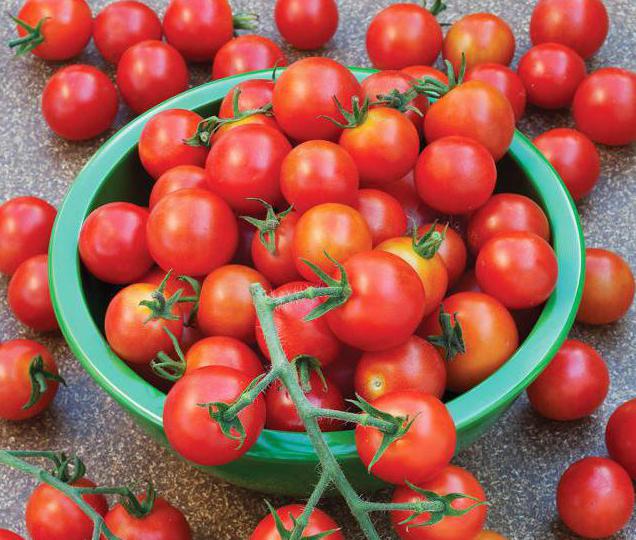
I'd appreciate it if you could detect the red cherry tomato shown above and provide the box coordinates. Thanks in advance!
[420,223,467,286]
[402,65,448,85]
[146,188,238,276]
[26,478,108,540]
[42,65,118,141]
[272,57,362,142]
[12,0,92,60]
[357,189,408,246]
[355,335,445,401]
[443,13,515,72]
[323,346,361,399]
[326,251,425,352]
[212,35,287,80]
[140,266,198,322]
[577,248,635,325]
[164,366,266,466]
[573,68,636,146]
[149,165,208,209]
[138,109,208,179]
[383,172,440,228]
[93,1,162,64]
[356,391,455,485]
[255,281,341,367]
[275,0,338,50]
[391,465,488,540]
[0,531,23,540]
[250,504,344,540]
[527,339,609,420]
[185,336,263,378]
[219,79,275,117]
[265,372,345,432]
[0,196,56,275]
[420,292,519,392]
[197,265,271,343]
[606,399,636,479]
[530,0,609,59]
[557,457,634,538]
[366,3,442,69]
[280,140,359,212]
[117,40,188,115]
[467,194,550,255]
[465,64,527,122]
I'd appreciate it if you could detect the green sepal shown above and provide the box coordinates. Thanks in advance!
[291,355,327,393]
[241,199,294,255]
[411,221,446,259]
[319,95,369,129]
[265,500,340,540]
[233,12,259,32]
[177,274,201,327]
[301,254,352,321]
[150,328,186,381]
[414,54,466,99]
[50,452,86,484]
[120,482,157,519]
[425,0,447,16]
[139,270,183,323]
[24,355,66,410]
[372,87,423,117]
[7,14,48,56]
[426,306,466,361]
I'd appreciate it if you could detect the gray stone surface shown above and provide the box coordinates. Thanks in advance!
[0,0,634,538]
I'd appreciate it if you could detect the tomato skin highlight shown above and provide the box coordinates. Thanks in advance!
[275,0,339,50]
[356,189,408,246]
[605,398,636,479]
[250,504,344,540]
[465,64,527,122]
[212,35,287,80]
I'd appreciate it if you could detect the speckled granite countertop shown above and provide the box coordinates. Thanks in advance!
[0,1,634,538]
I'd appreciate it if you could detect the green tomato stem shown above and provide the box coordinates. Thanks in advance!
[309,407,398,433]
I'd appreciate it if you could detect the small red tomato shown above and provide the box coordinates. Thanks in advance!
[0,196,56,275]
[138,109,208,180]
[383,172,441,228]
[415,136,496,215]
[391,465,488,540]
[465,63,527,122]
[163,366,266,466]
[577,248,635,325]
[357,189,408,246]
[8,255,57,332]
[355,335,445,401]
[140,267,198,321]
[0,530,23,540]
[557,457,634,538]
[93,1,162,64]
[443,13,515,72]
[117,40,188,115]
[517,43,586,109]
[323,346,361,399]
[42,65,118,141]
[275,0,338,50]
[356,391,456,485]
[149,165,208,209]
[527,340,609,420]
[402,65,448,85]
[185,336,263,378]
[212,35,287,80]
[530,0,609,59]
[250,505,344,540]
[420,223,467,286]
[476,232,558,309]
[573,68,636,146]
[606,399,636,479]
[219,79,275,117]
[467,194,550,255]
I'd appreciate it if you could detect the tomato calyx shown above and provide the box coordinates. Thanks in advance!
[139,271,184,322]
[150,328,186,381]
[242,198,294,255]
[7,14,48,56]
[24,354,66,411]
[232,12,259,33]
[373,87,424,117]
[412,221,447,259]
[427,306,466,360]
[419,0,448,16]
[414,56,467,99]
[291,354,328,393]
[263,500,341,540]
[320,95,370,129]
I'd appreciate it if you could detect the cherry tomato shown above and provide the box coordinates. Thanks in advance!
[255,281,341,367]
[419,223,467,286]
[530,0,609,59]
[105,282,184,364]
[117,40,188,115]
[534,128,600,201]
[42,65,118,141]
[197,264,271,343]
[8,255,57,332]
[443,13,515,72]
[280,140,359,212]
[26,478,108,540]
[104,495,191,540]
[465,64,527,122]
[163,366,266,465]
[577,248,635,325]
[391,465,488,540]
[573,68,636,146]
[275,0,338,50]
[366,3,442,69]
[272,57,362,142]
[355,335,445,401]
[415,136,496,215]
[94,1,162,64]
[326,251,425,352]
[138,109,208,180]
[149,165,208,210]
[402,65,448,85]
[467,194,550,255]
[420,292,519,392]
[356,391,455,485]
[357,189,408,246]
[476,533,507,540]
[212,35,287,80]
[141,266,199,322]
[0,531,23,540]
[605,398,636,479]
[383,172,440,228]
[219,79,275,118]
[517,43,586,109]
[250,504,344,540]
[527,340,609,420]
[206,124,291,215]
[323,346,361,399]
[146,188,238,276]
[185,336,263,378]
[0,196,56,275]
[12,0,92,60]
[266,372,345,432]
[557,457,634,538]
[424,81,515,161]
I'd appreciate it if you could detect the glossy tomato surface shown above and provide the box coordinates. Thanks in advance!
[465,64,527,122]
[185,336,264,378]
[356,189,408,246]
[149,165,208,209]
[606,399,636,479]
[212,35,287,80]
[275,0,338,50]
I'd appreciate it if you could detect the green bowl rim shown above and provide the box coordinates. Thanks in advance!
[49,67,585,463]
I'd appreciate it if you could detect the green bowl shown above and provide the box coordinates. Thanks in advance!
[49,68,584,496]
